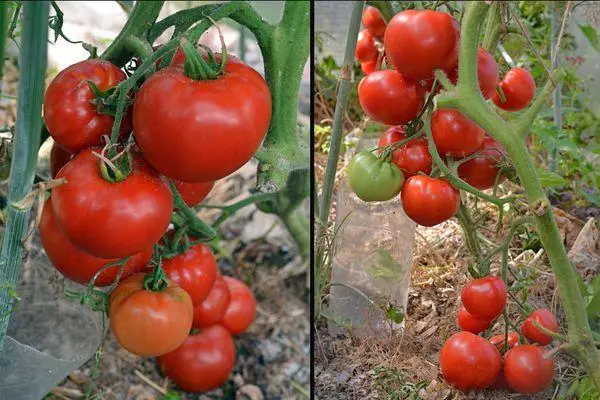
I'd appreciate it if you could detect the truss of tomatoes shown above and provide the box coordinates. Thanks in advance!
[41,46,267,393]
[349,8,535,228]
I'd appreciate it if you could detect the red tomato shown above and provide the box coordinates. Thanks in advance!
[52,148,173,259]
[173,180,214,207]
[163,243,218,306]
[40,198,151,286]
[49,143,73,179]
[157,325,235,392]
[457,136,507,190]
[489,331,519,350]
[193,275,231,329]
[446,48,499,99]
[521,308,559,346]
[401,176,460,226]
[109,273,193,356]
[461,276,507,320]
[457,306,492,334]
[504,345,554,393]
[492,67,536,111]
[362,6,386,38]
[440,331,502,390]
[358,70,424,125]
[431,109,486,157]
[133,58,271,182]
[361,60,377,75]
[355,30,378,63]
[384,10,459,80]
[221,276,256,336]
[378,126,432,177]
[43,59,132,153]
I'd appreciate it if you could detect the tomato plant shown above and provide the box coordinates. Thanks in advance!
[503,345,554,393]
[221,276,257,336]
[492,67,536,111]
[378,126,432,177]
[521,308,559,345]
[193,275,231,329]
[362,6,386,38]
[461,276,507,320]
[457,136,507,190]
[457,306,492,334]
[446,48,498,100]
[401,176,460,226]
[431,109,485,157]
[347,151,404,202]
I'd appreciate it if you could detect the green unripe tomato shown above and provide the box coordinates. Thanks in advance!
[347,151,404,202]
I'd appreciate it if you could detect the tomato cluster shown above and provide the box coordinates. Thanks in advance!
[441,275,559,393]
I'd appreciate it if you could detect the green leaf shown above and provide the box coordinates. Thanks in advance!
[586,290,600,318]
[368,249,403,279]
[537,169,567,188]
[385,303,404,324]
[578,24,600,53]
[159,391,181,400]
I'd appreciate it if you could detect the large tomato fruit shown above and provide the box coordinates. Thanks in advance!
[221,276,257,336]
[489,331,519,351]
[492,67,536,111]
[457,305,492,334]
[358,70,424,126]
[40,198,151,286]
[109,273,193,356]
[157,325,235,392]
[461,276,507,320]
[49,143,73,179]
[446,48,499,99]
[347,151,404,202]
[43,59,132,153]
[440,331,502,390]
[384,10,459,80]
[431,109,485,157]
[52,148,173,259]
[192,275,231,329]
[378,126,432,177]
[355,30,378,63]
[163,243,218,306]
[457,136,507,190]
[362,6,386,38]
[133,58,271,182]
[504,345,554,393]
[401,176,460,226]
[173,180,214,207]
[521,308,559,346]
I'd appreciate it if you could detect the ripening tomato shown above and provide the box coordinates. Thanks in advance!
[361,60,377,75]
[52,148,173,259]
[362,6,386,38]
[355,30,378,63]
[347,151,404,202]
[461,276,507,320]
[457,306,492,334]
[43,59,132,153]
[358,70,424,125]
[446,48,499,99]
[174,179,214,207]
[440,331,502,390]
[384,10,459,80]
[489,331,519,351]
[457,136,507,190]
[401,176,460,226]
[193,275,231,329]
[109,273,193,356]
[221,276,256,336]
[49,143,73,179]
[431,109,486,157]
[157,325,235,392]
[492,67,536,111]
[378,126,432,177]
[133,57,271,182]
[521,308,559,346]
[504,345,554,393]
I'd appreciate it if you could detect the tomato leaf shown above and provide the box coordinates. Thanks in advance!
[159,391,181,400]
[536,169,566,188]
[578,24,600,53]
[385,303,404,324]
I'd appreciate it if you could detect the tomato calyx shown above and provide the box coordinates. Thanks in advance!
[87,80,131,117]
[143,248,170,292]
[94,144,132,183]
[181,23,228,80]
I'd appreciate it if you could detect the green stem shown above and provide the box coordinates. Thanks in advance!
[481,2,501,53]
[455,203,483,259]
[281,206,309,260]
[0,2,7,99]
[550,3,562,173]
[210,192,278,227]
[169,180,217,240]
[367,0,394,22]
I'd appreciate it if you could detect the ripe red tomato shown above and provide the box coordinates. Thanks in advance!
[378,126,432,177]
[384,10,459,80]
[504,345,554,393]
[174,179,214,207]
[489,331,519,350]
[358,70,424,125]
[401,176,460,226]
[431,109,486,157]
[457,136,507,190]
[109,273,193,356]
[157,325,235,392]
[43,59,132,153]
[40,198,151,286]
[49,143,73,179]
[447,48,499,99]
[361,60,377,75]
[163,243,218,306]
[52,148,173,259]
[362,6,386,38]
[193,275,231,329]
[492,67,536,111]
[521,308,559,346]
[461,276,507,320]
[133,58,271,182]
[221,276,256,336]
[355,30,378,63]
[440,331,502,390]
[457,306,492,334]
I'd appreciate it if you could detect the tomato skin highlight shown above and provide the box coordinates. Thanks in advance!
[355,30,378,63]
[492,67,536,111]
[489,331,519,350]
[358,70,424,126]
[109,273,193,357]
[43,59,132,153]
[457,306,492,334]
[431,109,486,157]
[384,10,459,80]
[49,143,73,179]
[457,136,507,190]
[52,148,173,259]
[378,126,432,177]
[440,331,502,390]
[521,308,559,346]
[192,275,231,329]
[362,6,386,38]
[401,176,460,227]
[157,325,235,392]
[133,59,271,182]
[221,276,257,336]
[461,276,507,320]
[347,151,404,202]
[173,180,214,207]
[503,345,554,394]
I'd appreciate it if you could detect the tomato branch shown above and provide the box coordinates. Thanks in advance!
[169,180,217,240]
